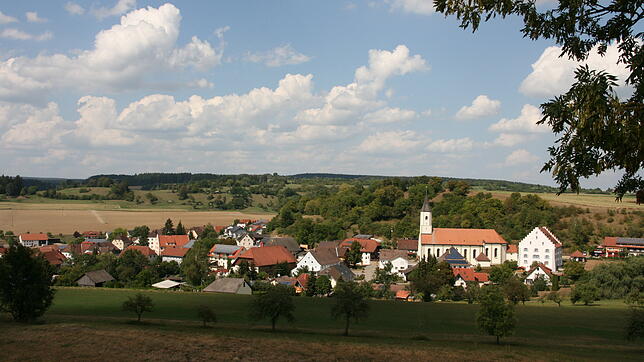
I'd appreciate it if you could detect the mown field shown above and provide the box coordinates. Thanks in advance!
[480,190,641,211]
[0,209,275,235]
[0,288,640,361]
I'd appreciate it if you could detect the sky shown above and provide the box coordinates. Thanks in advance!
[0,1,633,188]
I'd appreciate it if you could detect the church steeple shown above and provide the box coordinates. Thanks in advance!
[419,188,432,235]
[421,189,431,212]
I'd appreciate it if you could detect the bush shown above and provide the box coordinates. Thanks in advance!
[122,293,154,322]
[197,305,217,327]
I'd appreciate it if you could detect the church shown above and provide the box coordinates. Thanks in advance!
[416,195,507,266]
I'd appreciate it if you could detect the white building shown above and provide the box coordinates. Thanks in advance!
[18,233,49,248]
[378,249,410,279]
[524,263,553,285]
[294,249,341,274]
[417,196,507,265]
[518,227,563,271]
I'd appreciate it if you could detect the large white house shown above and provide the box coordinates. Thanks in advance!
[417,196,507,266]
[518,226,563,270]
[294,249,341,274]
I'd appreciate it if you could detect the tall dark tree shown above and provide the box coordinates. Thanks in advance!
[175,221,186,236]
[0,244,55,322]
[346,241,362,267]
[162,218,175,235]
[435,0,643,197]
[477,286,516,345]
[331,281,370,336]
[249,284,296,332]
[131,225,150,246]
[408,256,454,301]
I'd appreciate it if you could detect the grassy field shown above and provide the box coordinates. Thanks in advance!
[0,287,639,361]
[479,190,642,211]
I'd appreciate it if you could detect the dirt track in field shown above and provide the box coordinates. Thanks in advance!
[0,209,274,234]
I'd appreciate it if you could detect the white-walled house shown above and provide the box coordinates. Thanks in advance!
[294,249,341,274]
[378,249,409,278]
[524,263,553,285]
[518,227,563,270]
[506,244,518,263]
[19,233,49,248]
[236,234,257,249]
[208,244,244,270]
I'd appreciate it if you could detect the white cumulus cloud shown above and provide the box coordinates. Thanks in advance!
[455,95,501,120]
[427,137,474,153]
[0,11,18,24]
[491,133,528,147]
[505,149,539,166]
[246,44,311,67]
[362,107,416,123]
[91,0,137,19]
[520,43,631,98]
[64,2,85,15]
[358,130,421,154]
[489,104,549,133]
[26,12,47,23]
[0,28,52,41]
[387,0,435,15]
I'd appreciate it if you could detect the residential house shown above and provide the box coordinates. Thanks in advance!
[597,237,644,257]
[236,233,258,249]
[19,233,49,247]
[203,278,252,294]
[453,268,490,288]
[518,227,563,270]
[378,249,410,278]
[233,245,297,274]
[294,248,341,274]
[506,244,518,262]
[149,234,190,255]
[121,245,157,260]
[525,262,554,285]
[319,263,355,288]
[341,237,380,266]
[76,269,114,287]
[37,245,67,267]
[261,236,301,256]
[417,196,507,265]
[396,238,418,256]
[439,247,471,269]
[188,226,205,239]
[111,236,132,251]
[570,250,588,262]
[81,239,117,255]
[475,252,491,268]
[208,244,244,269]
[161,247,189,264]
[81,231,102,238]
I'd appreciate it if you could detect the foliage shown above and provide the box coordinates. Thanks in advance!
[625,306,644,341]
[564,261,586,283]
[548,291,563,307]
[122,293,154,322]
[531,275,549,296]
[476,286,516,345]
[435,0,643,196]
[249,284,296,332]
[197,305,217,327]
[0,244,55,322]
[131,225,150,246]
[346,241,362,267]
[175,221,186,236]
[489,262,515,285]
[581,257,644,299]
[504,276,531,305]
[315,275,332,296]
[181,240,212,286]
[163,218,175,235]
[408,256,454,302]
[331,281,370,336]
[571,283,600,306]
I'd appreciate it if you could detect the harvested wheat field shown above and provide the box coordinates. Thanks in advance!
[0,208,274,234]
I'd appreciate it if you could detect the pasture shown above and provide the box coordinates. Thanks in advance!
[0,288,639,361]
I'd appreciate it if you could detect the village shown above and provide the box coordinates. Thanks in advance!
[2,194,641,302]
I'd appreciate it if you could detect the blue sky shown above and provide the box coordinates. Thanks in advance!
[0,1,631,188]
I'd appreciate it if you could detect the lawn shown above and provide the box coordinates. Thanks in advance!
[4,287,634,361]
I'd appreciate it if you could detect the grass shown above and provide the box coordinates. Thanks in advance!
[480,190,642,211]
[1,287,635,360]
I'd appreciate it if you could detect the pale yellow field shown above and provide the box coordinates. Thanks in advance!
[485,191,642,211]
[0,208,275,235]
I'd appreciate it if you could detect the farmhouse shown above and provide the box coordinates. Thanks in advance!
[208,244,244,269]
[294,248,341,274]
[233,245,296,273]
[318,263,355,288]
[37,246,67,267]
[378,249,409,277]
[148,234,191,255]
[524,262,554,285]
[417,196,507,265]
[518,227,563,270]
[261,236,301,255]
[76,269,114,287]
[396,238,418,256]
[111,236,132,251]
[161,247,189,264]
[598,237,644,257]
[340,237,380,266]
[203,278,252,294]
[453,268,490,288]
[569,250,588,262]
[18,233,49,247]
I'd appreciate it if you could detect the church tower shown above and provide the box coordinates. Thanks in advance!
[419,192,432,235]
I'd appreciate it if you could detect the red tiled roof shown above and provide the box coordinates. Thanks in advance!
[507,244,518,253]
[159,235,190,248]
[38,248,66,266]
[538,227,562,247]
[602,237,644,249]
[570,250,585,258]
[235,245,296,267]
[341,238,379,253]
[475,252,490,262]
[421,228,507,246]
[527,262,553,277]
[395,290,411,299]
[20,233,49,241]
[396,239,418,251]
[161,247,189,258]
[214,226,226,233]
[121,245,157,257]
[453,268,490,283]
[474,272,489,282]
[296,273,309,289]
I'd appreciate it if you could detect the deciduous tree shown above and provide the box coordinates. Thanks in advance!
[331,281,369,336]
[122,293,154,322]
[477,286,516,345]
[249,284,295,332]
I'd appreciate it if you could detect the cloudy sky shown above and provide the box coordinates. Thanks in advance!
[0,1,631,187]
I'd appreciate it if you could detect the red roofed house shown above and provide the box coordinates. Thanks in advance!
[598,237,644,258]
[149,234,190,255]
[570,250,588,262]
[417,196,508,266]
[506,244,518,263]
[525,262,554,286]
[453,268,490,288]
[340,238,380,266]
[37,246,67,267]
[121,245,157,260]
[396,239,418,256]
[19,233,49,248]
[233,245,296,273]
[161,247,189,264]
[518,226,563,271]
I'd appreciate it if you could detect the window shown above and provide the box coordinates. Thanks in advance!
[436,248,440,257]
[463,249,467,258]
[523,260,528,264]
[524,248,528,252]
[545,255,550,259]
[545,249,549,253]
[533,255,539,259]
[534,248,539,252]
[425,216,428,220]
[544,261,549,266]
[494,248,498,258]
[523,254,528,258]
[485,248,489,256]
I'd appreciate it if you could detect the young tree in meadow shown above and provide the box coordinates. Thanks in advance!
[0,244,55,322]
[197,305,217,328]
[548,291,563,307]
[477,286,516,345]
[331,281,369,336]
[122,293,154,322]
[249,284,295,332]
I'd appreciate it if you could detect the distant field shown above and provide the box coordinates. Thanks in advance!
[0,208,275,234]
[0,288,639,361]
[479,190,641,211]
